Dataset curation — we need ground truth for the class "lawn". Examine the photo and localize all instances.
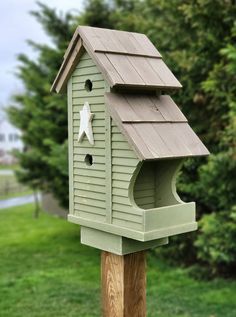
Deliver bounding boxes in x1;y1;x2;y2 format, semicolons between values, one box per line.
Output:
0;204;236;317
0;173;32;200
0;164;19;170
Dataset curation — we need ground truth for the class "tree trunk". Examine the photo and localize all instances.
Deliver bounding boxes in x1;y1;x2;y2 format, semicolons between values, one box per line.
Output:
33;189;40;218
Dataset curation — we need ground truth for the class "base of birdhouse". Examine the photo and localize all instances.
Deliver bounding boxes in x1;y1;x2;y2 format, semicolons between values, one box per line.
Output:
80;226;168;255
69;201;197;243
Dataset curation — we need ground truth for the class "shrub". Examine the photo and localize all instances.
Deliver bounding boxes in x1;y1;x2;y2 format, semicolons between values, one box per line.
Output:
195;207;236;276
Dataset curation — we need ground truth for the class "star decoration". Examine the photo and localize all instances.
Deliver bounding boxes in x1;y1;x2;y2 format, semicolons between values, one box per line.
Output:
78;101;94;145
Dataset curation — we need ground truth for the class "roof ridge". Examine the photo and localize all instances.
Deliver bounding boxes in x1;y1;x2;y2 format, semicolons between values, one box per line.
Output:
78;25;147;36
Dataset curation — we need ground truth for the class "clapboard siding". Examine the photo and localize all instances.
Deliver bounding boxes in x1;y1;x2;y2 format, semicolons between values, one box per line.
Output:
71;51;107;219
72;88;104;98
73;96;105;105
111;119;142;230
72;74;104;83
74;168;105;178
73;118;105;127
112;142;131;150
112;157;138;167
72;81;105;90
74;175;105;186
113;180;130;189
74;188;105;200
74;147;104;156
113;172;133;182
134;162;156;210
74;162;105;171
74;196;105;209
74;182;105;193
74;125;104;133
73;112;105;120
73;133;105;141
73;104;104;112
72;65;100;76
112;149;136;158
74;154;105;163
73;140;105;148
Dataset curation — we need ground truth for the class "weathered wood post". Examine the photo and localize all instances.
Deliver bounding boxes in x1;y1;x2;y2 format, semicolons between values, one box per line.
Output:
51;26;209;316
102;251;146;317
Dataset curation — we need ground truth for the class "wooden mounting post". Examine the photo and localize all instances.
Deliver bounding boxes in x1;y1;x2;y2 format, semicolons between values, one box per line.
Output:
101;251;146;317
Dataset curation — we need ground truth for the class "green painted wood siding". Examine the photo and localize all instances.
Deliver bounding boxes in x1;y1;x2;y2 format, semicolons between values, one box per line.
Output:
134;162;156;210
133;159;184;210
70;52;107;222
111;122;143;230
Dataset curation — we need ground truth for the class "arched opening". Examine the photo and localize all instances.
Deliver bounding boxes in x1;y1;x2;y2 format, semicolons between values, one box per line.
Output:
133;159;183;210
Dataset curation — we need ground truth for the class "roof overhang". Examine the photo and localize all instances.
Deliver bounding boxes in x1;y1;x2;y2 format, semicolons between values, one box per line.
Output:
51;30;84;93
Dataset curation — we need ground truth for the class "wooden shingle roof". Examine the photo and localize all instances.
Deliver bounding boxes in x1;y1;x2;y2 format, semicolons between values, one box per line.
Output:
105;93;209;160
51;26;182;93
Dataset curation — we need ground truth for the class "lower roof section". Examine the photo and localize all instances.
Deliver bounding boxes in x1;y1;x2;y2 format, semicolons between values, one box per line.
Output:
105;93;209;160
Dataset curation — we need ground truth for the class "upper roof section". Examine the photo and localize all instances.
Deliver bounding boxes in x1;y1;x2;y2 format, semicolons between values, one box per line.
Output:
51;26;182;93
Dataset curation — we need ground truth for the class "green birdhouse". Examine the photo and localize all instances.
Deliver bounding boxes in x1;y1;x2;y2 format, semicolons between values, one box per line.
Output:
51;26;209;255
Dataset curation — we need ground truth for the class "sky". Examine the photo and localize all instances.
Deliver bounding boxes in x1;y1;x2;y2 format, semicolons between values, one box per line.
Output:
0;0;84;119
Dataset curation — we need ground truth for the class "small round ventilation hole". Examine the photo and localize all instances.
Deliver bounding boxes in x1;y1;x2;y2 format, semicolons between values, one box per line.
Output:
85;79;93;92
84;154;93;166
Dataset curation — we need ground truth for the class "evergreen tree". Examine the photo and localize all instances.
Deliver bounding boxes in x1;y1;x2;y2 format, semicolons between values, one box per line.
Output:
8;2;75;207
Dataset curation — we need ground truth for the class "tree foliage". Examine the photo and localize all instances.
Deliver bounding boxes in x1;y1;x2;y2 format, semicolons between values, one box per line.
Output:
8;2;76;207
8;0;236;275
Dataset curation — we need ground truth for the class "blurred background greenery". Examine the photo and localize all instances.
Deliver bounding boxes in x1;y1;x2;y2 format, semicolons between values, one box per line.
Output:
7;0;236;280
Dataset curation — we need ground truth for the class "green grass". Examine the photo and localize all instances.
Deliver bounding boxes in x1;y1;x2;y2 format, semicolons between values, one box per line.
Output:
0;173;32;200
0;188;33;200
0;164;19;170
0;205;236;317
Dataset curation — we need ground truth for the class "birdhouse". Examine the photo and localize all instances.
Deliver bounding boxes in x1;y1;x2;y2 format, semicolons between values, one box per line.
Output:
51;26;209;255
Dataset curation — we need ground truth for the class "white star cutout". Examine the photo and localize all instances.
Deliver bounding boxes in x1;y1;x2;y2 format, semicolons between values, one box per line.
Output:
78;101;94;145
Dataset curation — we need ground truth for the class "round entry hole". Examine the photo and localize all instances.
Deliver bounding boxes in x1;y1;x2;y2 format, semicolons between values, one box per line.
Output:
84;154;93;166
85;79;93;92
